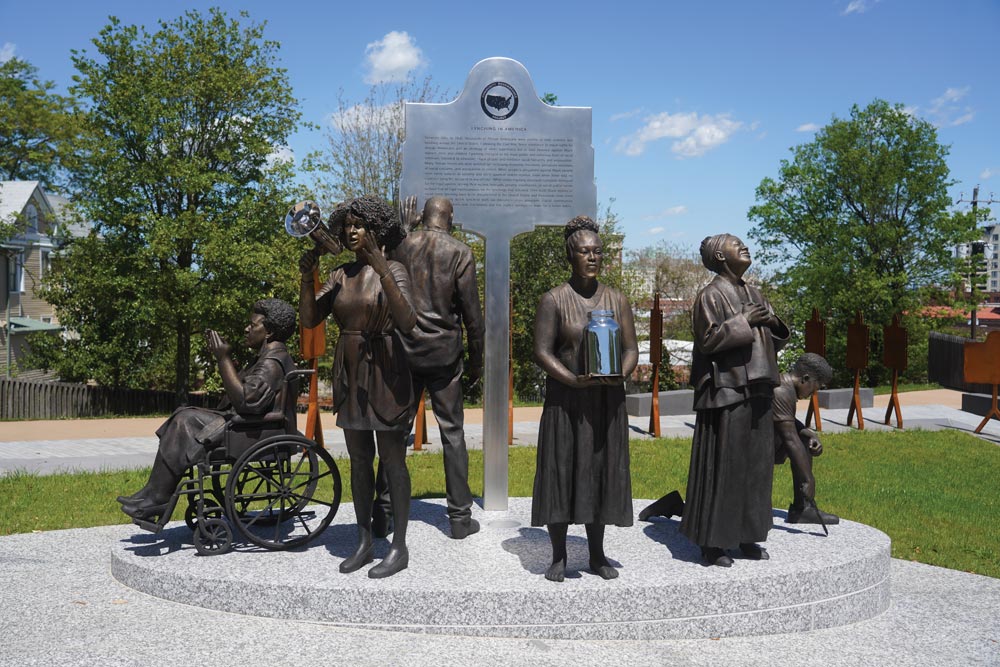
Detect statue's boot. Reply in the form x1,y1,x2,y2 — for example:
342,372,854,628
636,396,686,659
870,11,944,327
340,527,374,573
368,454,410,578
121,500,170,521
787,504,840,525
450,518,480,539
638,490,685,521
368,544,408,579
117,453,170,503
120,455,177,520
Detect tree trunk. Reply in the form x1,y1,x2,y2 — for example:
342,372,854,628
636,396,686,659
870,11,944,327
175,322,190,407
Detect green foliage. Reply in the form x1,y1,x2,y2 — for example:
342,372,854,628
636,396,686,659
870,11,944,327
748,100,978,386
35,9,303,392
0,57,79,187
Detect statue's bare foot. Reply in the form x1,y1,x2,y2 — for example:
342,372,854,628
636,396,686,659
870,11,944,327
545,559,566,582
589,557,619,580
739,542,769,560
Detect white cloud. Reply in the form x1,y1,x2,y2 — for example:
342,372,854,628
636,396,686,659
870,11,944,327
843,0,879,15
610,108,643,122
647,226,665,235
364,31,425,84
982,168,995,180
921,86,975,127
266,145,294,168
616,111,743,158
642,205,688,221
796,123,820,132
0,42,15,63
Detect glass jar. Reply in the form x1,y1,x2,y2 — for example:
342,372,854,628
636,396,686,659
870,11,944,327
584,309,622,377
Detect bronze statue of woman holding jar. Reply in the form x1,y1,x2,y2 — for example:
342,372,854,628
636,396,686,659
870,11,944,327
531,216,639,582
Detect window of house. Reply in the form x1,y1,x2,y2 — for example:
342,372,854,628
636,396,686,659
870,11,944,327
7,252,24,292
40,250,51,279
25,204,38,232
41,316,52,324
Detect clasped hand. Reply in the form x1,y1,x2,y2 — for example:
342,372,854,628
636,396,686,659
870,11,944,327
742,302,772,327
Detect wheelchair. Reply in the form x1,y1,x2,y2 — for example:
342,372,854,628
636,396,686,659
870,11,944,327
131,369,342,556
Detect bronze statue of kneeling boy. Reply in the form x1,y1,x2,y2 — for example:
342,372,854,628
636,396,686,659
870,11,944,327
772,353,840,526
117,298,297,520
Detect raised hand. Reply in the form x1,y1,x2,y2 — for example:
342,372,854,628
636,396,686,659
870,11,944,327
359,231,391,278
299,248,320,275
401,195,421,231
205,329,231,359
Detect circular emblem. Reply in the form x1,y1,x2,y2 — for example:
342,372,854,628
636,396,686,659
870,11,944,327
480,81,519,120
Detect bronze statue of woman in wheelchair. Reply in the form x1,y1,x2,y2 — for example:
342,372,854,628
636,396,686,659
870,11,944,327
119,298,342,556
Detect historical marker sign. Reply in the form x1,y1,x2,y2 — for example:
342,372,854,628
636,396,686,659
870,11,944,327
401,57,596,510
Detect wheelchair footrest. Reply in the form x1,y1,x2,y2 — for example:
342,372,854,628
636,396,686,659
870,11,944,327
132,517,164,534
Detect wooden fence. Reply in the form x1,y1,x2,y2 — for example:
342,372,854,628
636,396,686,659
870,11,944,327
927,331,993,394
0,378,219,420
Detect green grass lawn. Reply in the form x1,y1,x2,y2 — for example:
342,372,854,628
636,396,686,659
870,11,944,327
3,429,997,577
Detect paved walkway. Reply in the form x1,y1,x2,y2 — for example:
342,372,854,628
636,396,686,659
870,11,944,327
1,389,998,475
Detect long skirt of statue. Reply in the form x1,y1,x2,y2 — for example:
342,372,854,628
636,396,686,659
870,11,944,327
531,377,633,527
680,394,775,548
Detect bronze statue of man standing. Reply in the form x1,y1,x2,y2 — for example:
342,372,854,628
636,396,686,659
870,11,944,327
680,234,789,567
380,195,485,539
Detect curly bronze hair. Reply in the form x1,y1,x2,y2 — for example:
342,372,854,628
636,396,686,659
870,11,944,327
252,298,296,343
563,215,602,263
327,195,406,251
564,215,600,240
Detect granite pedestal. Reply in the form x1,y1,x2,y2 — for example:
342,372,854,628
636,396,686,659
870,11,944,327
625,390,695,417
111,498,890,640
817,388,874,409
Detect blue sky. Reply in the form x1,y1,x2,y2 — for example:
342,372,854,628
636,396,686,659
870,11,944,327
2,0,997,251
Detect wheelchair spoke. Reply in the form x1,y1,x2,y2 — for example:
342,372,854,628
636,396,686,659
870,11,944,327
286,491,335,508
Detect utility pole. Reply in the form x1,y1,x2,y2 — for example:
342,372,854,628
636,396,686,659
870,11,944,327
956,185,999,339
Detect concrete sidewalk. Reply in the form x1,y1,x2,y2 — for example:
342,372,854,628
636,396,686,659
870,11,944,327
1,389,998,476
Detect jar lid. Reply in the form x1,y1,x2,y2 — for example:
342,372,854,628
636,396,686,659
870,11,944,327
588,309,614,318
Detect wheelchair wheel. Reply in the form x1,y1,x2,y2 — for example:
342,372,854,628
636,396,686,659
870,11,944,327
194,518,233,556
184,499,223,533
226,435,341,551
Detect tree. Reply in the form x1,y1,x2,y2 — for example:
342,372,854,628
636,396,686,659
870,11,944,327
38,9,303,397
304,78,445,207
624,241,710,341
0,57,78,187
748,99,977,385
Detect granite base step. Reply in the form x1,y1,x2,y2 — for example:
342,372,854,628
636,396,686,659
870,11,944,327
111,498,890,640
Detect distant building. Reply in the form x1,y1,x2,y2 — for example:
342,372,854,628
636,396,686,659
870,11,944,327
0,181,89,376
957,223,1000,299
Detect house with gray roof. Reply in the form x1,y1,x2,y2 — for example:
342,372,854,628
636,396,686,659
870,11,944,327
1,180,89,376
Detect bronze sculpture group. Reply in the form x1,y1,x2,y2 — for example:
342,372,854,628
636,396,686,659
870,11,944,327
121,194,841,579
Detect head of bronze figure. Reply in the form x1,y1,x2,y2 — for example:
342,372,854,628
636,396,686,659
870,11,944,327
791,352,833,399
250,298,297,344
328,195,406,252
700,233,751,278
422,196,454,232
564,215,603,279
